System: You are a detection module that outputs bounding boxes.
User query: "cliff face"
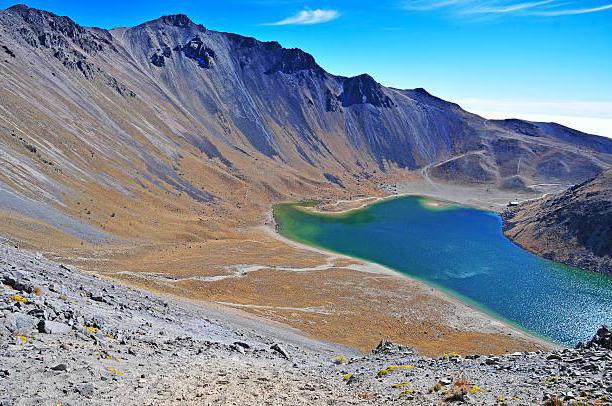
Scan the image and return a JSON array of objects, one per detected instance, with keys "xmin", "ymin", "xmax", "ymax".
[
  {"xmin": 0, "ymin": 5, "xmax": 610, "ymax": 244},
  {"xmin": 503, "ymin": 170, "xmax": 612, "ymax": 274}
]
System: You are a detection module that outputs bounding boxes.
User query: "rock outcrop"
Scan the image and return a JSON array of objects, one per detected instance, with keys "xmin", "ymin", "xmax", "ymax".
[{"xmin": 503, "ymin": 170, "xmax": 612, "ymax": 274}]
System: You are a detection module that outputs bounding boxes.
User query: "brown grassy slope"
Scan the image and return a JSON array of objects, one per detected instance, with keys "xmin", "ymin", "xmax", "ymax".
[{"xmin": 503, "ymin": 170, "xmax": 612, "ymax": 274}]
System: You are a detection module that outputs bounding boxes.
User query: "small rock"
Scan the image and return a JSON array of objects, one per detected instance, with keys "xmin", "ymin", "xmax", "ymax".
[
  {"xmin": 75, "ymin": 383, "xmax": 94, "ymax": 398},
  {"xmin": 439, "ymin": 377, "xmax": 452, "ymax": 385},
  {"xmin": 231, "ymin": 344, "xmax": 245, "ymax": 355},
  {"xmin": 485, "ymin": 357, "xmax": 499, "ymax": 365},
  {"xmin": 3, "ymin": 272, "xmax": 33, "ymax": 293},
  {"xmin": 51, "ymin": 363, "xmax": 69, "ymax": 372},
  {"xmin": 233, "ymin": 341, "xmax": 250, "ymax": 349},
  {"xmin": 91, "ymin": 295, "xmax": 107, "ymax": 304},
  {"xmin": 270, "ymin": 343, "xmax": 290, "ymax": 360}
]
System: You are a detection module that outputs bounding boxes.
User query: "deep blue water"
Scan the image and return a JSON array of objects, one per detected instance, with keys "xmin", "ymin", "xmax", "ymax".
[{"xmin": 274, "ymin": 196, "xmax": 612, "ymax": 346}]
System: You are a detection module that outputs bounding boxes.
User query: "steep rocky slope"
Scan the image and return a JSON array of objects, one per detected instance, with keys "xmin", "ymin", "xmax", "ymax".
[
  {"xmin": 0, "ymin": 4, "xmax": 610, "ymax": 249},
  {"xmin": 503, "ymin": 170, "xmax": 612, "ymax": 274}
]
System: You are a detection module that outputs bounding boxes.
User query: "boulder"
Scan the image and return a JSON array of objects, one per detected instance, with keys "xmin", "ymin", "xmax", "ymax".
[
  {"xmin": 38, "ymin": 320, "xmax": 71, "ymax": 334},
  {"xmin": 270, "ymin": 343, "xmax": 290, "ymax": 360},
  {"xmin": 577, "ymin": 325, "xmax": 612, "ymax": 350},
  {"xmin": 2, "ymin": 272, "xmax": 33, "ymax": 293},
  {"xmin": 75, "ymin": 383, "xmax": 95, "ymax": 398},
  {"xmin": 5, "ymin": 313, "xmax": 37, "ymax": 334}
]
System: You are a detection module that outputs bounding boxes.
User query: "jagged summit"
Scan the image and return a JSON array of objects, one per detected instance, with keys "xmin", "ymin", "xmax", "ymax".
[
  {"xmin": 4, "ymin": 3, "xmax": 79, "ymax": 28},
  {"xmin": 339, "ymin": 74, "xmax": 394, "ymax": 108},
  {"xmin": 139, "ymin": 13, "xmax": 205, "ymax": 30},
  {"xmin": 264, "ymin": 47, "xmax": 323, "ymax": 75},
  {"xmin": 157, "ymin": 14, "xmax": 195, "ymax": 28},
  {"xmin": 5, "ymin": 3, "xmax": 28, "ymax": 11}
]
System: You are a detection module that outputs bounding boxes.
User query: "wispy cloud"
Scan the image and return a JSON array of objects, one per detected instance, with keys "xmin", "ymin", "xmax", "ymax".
[
  {"xmin": 262, "ymin": 9, "xmax": 339, "ymax": 25},
  {"xmin": 469, "ymin": 0, "xmax": 554, "ymax": 14},
  {"xmin": 401, "ymin": 0, "xmax": 612, "ymax": 17},
  {"xmin": 531, "ymin": 3, "xmax": 612, "ymax": 15}
]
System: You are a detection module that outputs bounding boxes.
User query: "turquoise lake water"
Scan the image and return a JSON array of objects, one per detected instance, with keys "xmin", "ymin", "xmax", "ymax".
[{"xmin": 273, "ymin": 196, "xmax": 612, "ymax": 346}]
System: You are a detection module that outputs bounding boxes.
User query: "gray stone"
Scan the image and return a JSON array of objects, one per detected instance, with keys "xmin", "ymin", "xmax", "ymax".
[
  {"xmin": 51, "ymin": 363, "xmax": 68, "ymax": 372},
  {"xmin": 485, "ymin": 357, "xmax": 499, "ymax": 365},
  {"xmin": 38, "ymin": 320, "xmax": 71, "ymax": 334},
  {"xmin": 5, "ymin": 313, "xmax": 37, "ymax": 334},
  {"xmin": 439, "ymin": 377, "xmax": 452, "ymax": 385},
  {"xmin": 270, "ymin": 343, "xmax": 290, "ymax": 360},
  {"xmin": 75, "ymin": 383, "xmax": 95, "ymax": 398},
  {"xmin": 2, "ymin": 272, "xmax": 33, "ymax": 293}
]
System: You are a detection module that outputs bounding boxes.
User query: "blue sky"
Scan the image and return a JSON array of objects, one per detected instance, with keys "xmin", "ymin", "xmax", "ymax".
[{"xmin": 2, "ymin": 0, "xmax": 611, "ymax": 136}]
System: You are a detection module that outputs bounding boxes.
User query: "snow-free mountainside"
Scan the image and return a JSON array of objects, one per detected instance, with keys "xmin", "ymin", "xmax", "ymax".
[
  {"xmin": 504, "ymin": 169, "xmax": 612, "ymax": 274},
  {"xmin": 1, "ymin": 4, "xmax": 612, "ymax": 405}
]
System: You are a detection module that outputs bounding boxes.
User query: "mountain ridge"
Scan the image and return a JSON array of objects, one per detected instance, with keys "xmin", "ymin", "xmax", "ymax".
[{"xmin": 0, "ymin": 4, "xmax": 610, "ymax": 247}]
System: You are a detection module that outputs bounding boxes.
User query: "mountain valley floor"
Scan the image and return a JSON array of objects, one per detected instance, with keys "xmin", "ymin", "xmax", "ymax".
[{"xmin": 2, "ymin": 176, "xmax": 558, "ymax": 357}]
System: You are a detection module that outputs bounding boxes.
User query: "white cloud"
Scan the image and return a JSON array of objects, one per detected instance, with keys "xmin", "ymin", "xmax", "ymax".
[
  {"xmin": 402, "ymin": 0, "xmax": 612, "ymax": 17},
  {"xmin": 469, "ymin": 0, "xmax": 555, "ymax": 14},
  {"xmin": 263, "ymin": 9, "xmax": 339, "ymax": 26},
  {"xmin": 531, "ymin": 3, "xmax": 612, "ymax": 16},
  {"xmin": 402, "ymin": 0, "xmax": 473, "ymax": 11}
]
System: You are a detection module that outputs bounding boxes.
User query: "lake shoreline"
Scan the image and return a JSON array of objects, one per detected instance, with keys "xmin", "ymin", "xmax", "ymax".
[
  {"xmin": 267, "ymin": 196, "xmax": 559, "ymax": 351},
  {"xmin": 302, "ymin": 193, "xmax": 467, "ymax": 216}
]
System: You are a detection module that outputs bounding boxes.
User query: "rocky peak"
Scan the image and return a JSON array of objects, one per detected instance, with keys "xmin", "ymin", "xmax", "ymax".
[
  {"xmin": 141, "ymin": 14, "xmax": 205, "ymax": 31},
  {"xmin": 157, "ymin": 14, "xmax": 199, "ymax": 29},
  {"xmin": 6, "ymin": 4, "xmax": 83, "ymax": 36},
  {"xmin": 265, "ymin": 47, "xmax": 321, "ymax": 75},
  {"xmin": 3, "ymin": 4, "xmax": 110, "ymax": 54},
  {"xmin": 338, "ymin": 74, "xmax": 394, "ymax": 108}
]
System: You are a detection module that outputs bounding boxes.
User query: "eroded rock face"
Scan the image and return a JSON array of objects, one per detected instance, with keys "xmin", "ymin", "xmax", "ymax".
[
  {"xmin": 325, "ymin": 88, "xmax": 342, "ymax": 112},
  {"xmin": 2, "ymin": 4, "xmax": 134, "ymax": 95},
  {"xmin": 7, "ymin": 4, "xmax": 110, "ymax": 54},
  {"xmin": 338, "ymin": 74, "xmax": 394, "ymax": 108},
  {"xmin": 265, "ymin": 48, "xmax": 321, "ymax": 75},
  {"xmin": 0, "ymin": 4, "xmax": 610, "ymax": 233},
  {"xmin": 176, "ymin": 37, "xmax": 215, "ymax": 68},
  {"xmin": 150, "ymin": 45, "xmax": 172, "ymax": 67}
]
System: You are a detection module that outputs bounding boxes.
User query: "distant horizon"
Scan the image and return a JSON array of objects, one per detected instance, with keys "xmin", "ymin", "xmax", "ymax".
[{"xmin": 2, "ymin": 0, "xmax": 611, "ymax": 137}]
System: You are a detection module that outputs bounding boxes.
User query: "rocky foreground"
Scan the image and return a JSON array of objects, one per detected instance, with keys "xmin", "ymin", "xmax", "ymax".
[{"xmin": 1, "ymin": 243, "xmax": 611, "ymax": 405}]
